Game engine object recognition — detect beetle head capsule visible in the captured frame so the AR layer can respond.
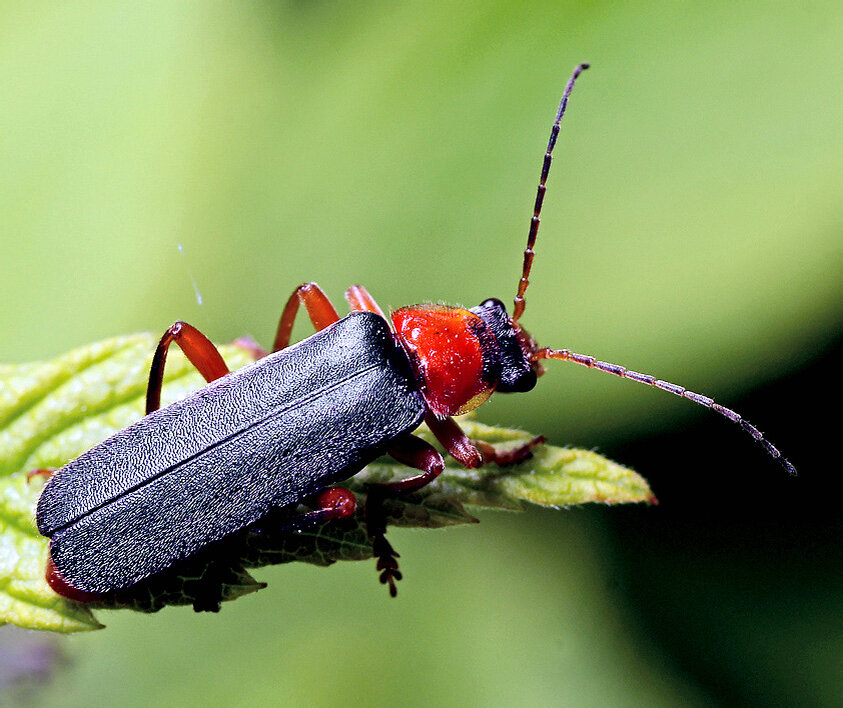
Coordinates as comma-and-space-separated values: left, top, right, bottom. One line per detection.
470, 298, 540, 393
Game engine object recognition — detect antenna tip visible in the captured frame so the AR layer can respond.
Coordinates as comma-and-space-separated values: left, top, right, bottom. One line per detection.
579, 62, 591, 70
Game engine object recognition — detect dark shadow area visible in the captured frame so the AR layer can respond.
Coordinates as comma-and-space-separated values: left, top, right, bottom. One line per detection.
604, 334, 842, 705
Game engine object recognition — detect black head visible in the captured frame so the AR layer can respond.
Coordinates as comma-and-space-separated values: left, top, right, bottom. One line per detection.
470, 298, 538, 393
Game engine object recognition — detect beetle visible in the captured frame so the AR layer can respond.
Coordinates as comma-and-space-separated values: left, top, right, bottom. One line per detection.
35, 64, 794, 606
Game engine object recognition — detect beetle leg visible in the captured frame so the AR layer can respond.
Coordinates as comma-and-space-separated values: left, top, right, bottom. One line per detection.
379, 433, 446, 494
273, 283, 341, 352
45, 555, 106, 604
426, 413, 543, 467
232, 335, 268, 360
146, 321, 230, 414
363, 492, 401, 597
368, 515, 402, 598
290, 487, 357, 528
26, 467, 56, 482
344, 285, 387, 319
424, 414, 483, 468
364, 434, 445, 597
250, 487, 357, 538
473, 436, 545, 466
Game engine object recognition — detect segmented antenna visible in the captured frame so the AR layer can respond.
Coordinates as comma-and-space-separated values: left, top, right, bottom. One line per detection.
535, 347, 797, 475
512, 63, 589, 322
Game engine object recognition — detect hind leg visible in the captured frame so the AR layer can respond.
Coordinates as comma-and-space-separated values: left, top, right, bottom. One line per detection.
146, 321, 230, 414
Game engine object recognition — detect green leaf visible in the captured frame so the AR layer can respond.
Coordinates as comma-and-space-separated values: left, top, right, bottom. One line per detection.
0, 335, 653, 632
360, 419, 657, 509
1, 473, 102, 632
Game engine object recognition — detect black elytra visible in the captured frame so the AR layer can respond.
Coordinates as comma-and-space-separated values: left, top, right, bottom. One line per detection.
37, 313, 425, 593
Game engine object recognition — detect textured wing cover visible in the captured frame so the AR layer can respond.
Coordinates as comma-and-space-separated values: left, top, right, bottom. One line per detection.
36, 313, 425, 592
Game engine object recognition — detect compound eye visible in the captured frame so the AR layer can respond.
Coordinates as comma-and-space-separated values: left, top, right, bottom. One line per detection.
501, 367, 537, 393
480, 298, 508, 315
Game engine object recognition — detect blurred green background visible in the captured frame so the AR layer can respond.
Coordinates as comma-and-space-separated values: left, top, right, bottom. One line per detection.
1, 2, 840, 705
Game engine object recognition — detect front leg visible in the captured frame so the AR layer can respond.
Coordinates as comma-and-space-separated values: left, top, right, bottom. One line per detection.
424, 414, 482, 468
425, 413, 543, 467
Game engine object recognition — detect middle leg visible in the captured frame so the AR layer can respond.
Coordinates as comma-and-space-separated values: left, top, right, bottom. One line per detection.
345, 284, 386, 319
273, 282, 341, 352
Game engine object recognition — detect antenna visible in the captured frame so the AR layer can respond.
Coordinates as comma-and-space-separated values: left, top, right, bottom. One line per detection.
512, 62, 589, 322
535, 346, 797, 475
